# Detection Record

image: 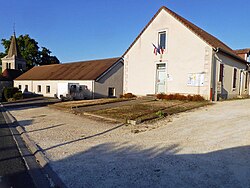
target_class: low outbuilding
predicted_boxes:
[14,57,123,99]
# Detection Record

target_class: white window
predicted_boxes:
[37,85,41,92]
[6,63,11,69]
[108,87,115,97]
[25,85,28,92]
[46,86,50,93]
[158,31,167,50]
[247,55,250,62]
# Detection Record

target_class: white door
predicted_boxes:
[156,64,166,93]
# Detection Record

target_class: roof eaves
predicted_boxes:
[95,57,123,81]
[216,47,248,65]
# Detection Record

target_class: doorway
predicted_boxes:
[156,63,166,93]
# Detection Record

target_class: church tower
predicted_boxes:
[1,33,26,73]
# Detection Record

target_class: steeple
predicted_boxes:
[1,32,26,73]
[6,32,22,59]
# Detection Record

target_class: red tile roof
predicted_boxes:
[0,69,23,81]
[123,6,247,64]
[234,48,250,55]
[15,57,122,81]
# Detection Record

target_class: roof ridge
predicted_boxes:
[15,57,122,81]
[161,6,236,54]
[62,57,121,64]
[123,6,246,63]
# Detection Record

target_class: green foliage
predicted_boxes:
[3,87,20,101]
[13,92,23,100]
[0,34,60,69]
[156,110,165,118]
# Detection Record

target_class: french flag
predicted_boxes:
[152,43,161,55]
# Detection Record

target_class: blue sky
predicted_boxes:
[0,0,249,63]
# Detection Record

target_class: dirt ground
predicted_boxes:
[8,99,250,188]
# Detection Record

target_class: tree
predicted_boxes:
[0,34,60,69]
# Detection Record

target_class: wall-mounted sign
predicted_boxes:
[217,81,222,94]
[167,74,173,81]
[187,73,204,86]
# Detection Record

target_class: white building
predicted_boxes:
[14,58,123,99]
[123,6,249,100]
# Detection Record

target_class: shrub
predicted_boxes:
[156,93,205,101]
[13,92,23,100]
[156,110,165,118]
[191,94,205,101]
[3,87,19,101]
[120,93,136,98]
[164,94,174,100]
[173,93,187,100]
[156,93,165,100]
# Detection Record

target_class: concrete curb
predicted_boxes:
[83,112,121,123]
[1,105,67,188]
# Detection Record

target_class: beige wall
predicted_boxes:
[14,80,93,98]
[1,57,26,72]
[124,9,213,100]
[2,57,13,71]
[214,53,248,99]
[94,61,124,98]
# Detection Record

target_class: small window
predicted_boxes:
[108,87,115,97]
[245,72,248,89]
[18,64,22,70]
[18,85,22,90]
[219,64,224,82]
[157,63,166,70]
[70,85,77,93]
[46,86,50,93]
[247,55,250,62]
[6,63,11,69]
[25,85,28,92]
[37,85,41,92]
[233,68,237,89]
[158,31,166,50]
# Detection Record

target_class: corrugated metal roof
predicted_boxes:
[15,57,122,81]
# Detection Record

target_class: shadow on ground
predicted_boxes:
[49,143,250,188]
[3,97,60,111]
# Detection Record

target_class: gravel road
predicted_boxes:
[9,99,250,188]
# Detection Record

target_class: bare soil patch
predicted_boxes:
[49,98,133,110]
[89,100,211,123]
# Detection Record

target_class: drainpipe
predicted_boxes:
[92,80,95,99]
[212,48,220,101]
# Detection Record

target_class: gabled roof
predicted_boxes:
[0,69,23,81]
[15,57,122,81]
[5,33,23,59]
[123,6,247,64]
[234,48,250,55]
